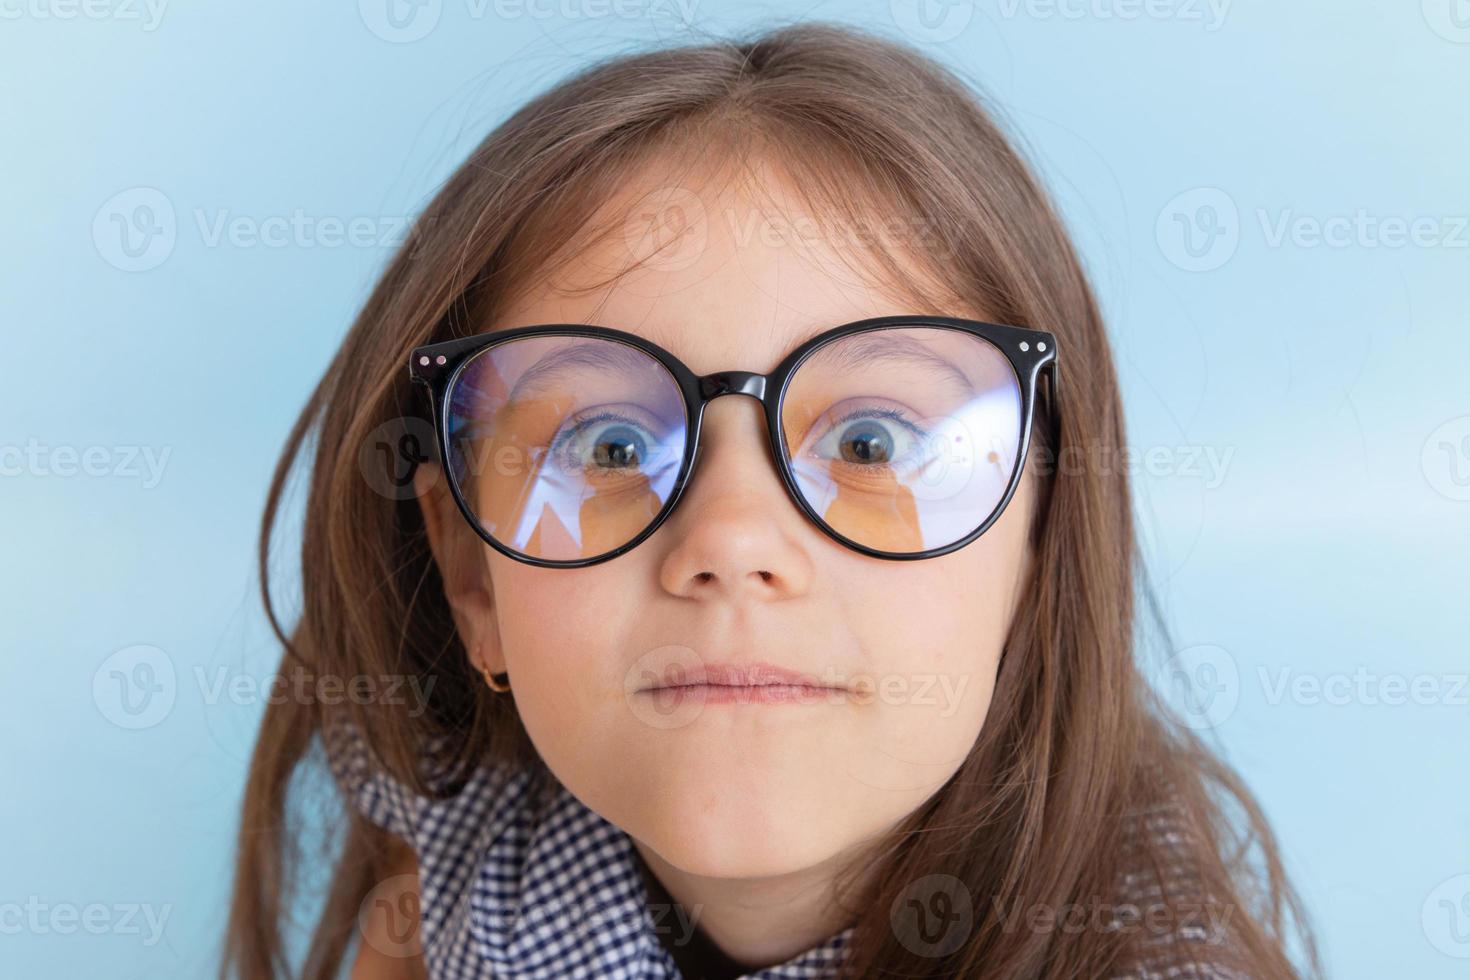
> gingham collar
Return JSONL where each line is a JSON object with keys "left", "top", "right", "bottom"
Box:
{"left": 467, "top": 772, "right": 854, "bottom": 979}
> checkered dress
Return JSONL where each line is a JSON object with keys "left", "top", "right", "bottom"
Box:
{"left": 325, "top": 721, "right": 854, "bottom": 979}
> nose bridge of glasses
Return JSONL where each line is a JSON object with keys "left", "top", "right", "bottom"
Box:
{"left": 698, "top": 370, "right": 768, "bottom": 402}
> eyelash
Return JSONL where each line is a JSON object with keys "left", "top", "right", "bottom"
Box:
{"left": 551, "top": 409, "right": 652, "bottom": 452}
{"left": 829, "top": 405, "right": 928, "bottom": 439}
{"left": 549, "top": 404, "right": 931, "bottom": 472}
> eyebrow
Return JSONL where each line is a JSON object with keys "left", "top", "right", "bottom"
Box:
{"left": 806, "top": 332, "right": 977, "bottom": 397}
{"left": 509, "top": 330, "right": 977, "bottom": 398}
{"left": 510, "top": 340, "right": 661, "bottom": 400}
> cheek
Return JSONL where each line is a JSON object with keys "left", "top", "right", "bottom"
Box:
{"left": 485, "top": 562, "right": 660, "bottom": 807}
{"left": 838, "top": 483, "right": 1033, "bottom": 798}
{"left": 837, "top": 561, "right": 1011, "bottom": 801}
{"left": 489, "top": 559, "right": 640, "bottom": 683}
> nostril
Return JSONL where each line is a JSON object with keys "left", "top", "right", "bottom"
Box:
{"left": 757, "top": 570, "right": 772, "bottom": 582}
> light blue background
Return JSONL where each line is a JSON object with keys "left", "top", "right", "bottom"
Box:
{"left": 3, "top": 1, "right": 1466, "bottom": 976}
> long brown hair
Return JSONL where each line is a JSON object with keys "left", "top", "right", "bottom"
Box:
{"left": 222, "top": 21, "right": 1318, "bottom": 979}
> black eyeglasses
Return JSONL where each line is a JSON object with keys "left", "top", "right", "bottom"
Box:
{"left": 408, "top": 315, "right": 1058, "bottom": 568}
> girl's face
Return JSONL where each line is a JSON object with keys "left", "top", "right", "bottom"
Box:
{"left": 417, "top": 156, "right": 1037, "bottom": 883}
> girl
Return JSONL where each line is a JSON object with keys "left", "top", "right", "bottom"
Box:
{"left": 222, "top": 21, "right": 1317, "bottom": 980}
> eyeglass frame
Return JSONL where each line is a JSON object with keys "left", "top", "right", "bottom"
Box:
{"left": 408, "top": 314, "right": 1059, "bottom": 569}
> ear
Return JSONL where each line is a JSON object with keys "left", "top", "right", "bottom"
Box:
{"left": 414, "top": 462, "right": 505, "bottom": 676}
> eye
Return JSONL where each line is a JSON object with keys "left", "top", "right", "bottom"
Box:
{"left": 806, "top": 406, "right": 929, "bottom": 470}
{"left": 551, "top": 410, "right": 673, "bottom": 480}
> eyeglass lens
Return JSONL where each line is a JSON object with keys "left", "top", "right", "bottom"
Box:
{"left": 442, "top": 327, "right": 1023, "bottom": 562}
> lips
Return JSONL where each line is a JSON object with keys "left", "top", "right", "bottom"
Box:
{"left": 637, "top": 660, "right": 849, "bottom": 703}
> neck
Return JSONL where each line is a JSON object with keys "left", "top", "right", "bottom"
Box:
{"left": 629, "top": 837, "right": 870, "bottom": 970}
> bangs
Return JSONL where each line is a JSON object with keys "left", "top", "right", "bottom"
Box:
{"left": 466, "top": 110, "right": 985, "bottom": 331}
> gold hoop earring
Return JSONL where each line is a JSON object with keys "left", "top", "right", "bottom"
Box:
{"left": 480, "top": 663, "right": 511, "bottom": 693}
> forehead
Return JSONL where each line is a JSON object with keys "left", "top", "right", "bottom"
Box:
{"left": 487, "top": 152, "right": 971, "bottom": 376}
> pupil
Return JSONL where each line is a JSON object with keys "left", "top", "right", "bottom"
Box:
{"left": 592, "top": 425, "right": 644, "bottom": 469}
{"left": 839, "top": 423, "right": 892, "bottom": 464}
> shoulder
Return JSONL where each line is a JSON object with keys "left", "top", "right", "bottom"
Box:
{"left": 322, "top": 716, "right": 537, "bottom": 856}
{"left": 1106, "top": 791, "right": 1255, "bottom": 979}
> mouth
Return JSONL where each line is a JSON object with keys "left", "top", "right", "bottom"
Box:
{"left": 636, "top": 661, "right": 850, "bottom": 705}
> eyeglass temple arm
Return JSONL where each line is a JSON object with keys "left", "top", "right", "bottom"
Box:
{"left": 1042, "top": 359, "right": 1060, "bottom": 449}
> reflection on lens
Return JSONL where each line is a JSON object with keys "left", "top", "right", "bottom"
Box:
{"left": 445, "top": 335, "right": 687, "bottom": 562}
{"left": 780, "top": 327, "right": 1023, "bottom": 553}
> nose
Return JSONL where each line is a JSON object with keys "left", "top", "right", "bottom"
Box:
{"left": 656, "top": 394, "right": 815, "bottom": 601}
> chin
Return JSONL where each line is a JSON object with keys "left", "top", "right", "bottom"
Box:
{"left": 635, "top": 794, "right": 837, "bottom": 880}
{"left": 598, "top": 760, "right": 847, "bottom": 879}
